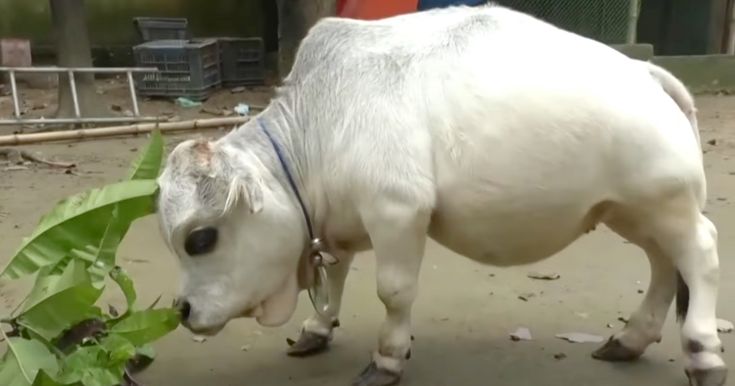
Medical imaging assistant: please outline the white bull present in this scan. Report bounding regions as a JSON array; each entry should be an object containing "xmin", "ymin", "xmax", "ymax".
[{"xmin": 156, "ymin": 4, "xmax": 726, "ymax": 386}]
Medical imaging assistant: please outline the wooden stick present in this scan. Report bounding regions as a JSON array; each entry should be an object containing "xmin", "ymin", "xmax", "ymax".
[{"xmin": 0, "ymin": 117, "xmax": 251, "ymax": 146}]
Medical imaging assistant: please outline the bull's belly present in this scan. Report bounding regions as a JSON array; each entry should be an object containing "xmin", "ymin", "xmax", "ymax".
[{"xmin": 427, "ymin": 186, "xmax": 609, "ymax": 266}]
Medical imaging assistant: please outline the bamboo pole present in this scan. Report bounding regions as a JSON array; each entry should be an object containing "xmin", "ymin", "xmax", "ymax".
[{"xmin": 0, "ymin": 117, "xmax": 250, "ymax": 146}]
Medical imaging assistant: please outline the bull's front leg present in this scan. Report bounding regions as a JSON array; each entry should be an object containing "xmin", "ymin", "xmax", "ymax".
[
  {"xmin": 354, "ymin": 201, "xmax": 430, "ymax": 386},
  {"xmin": 287, "ymin": 254, "xmax": 355, "ymax": 357}
]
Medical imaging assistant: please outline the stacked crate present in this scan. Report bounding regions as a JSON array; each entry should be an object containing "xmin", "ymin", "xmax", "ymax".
[
  {"xmin": 132, "ymin": 39, "xmax": 221, "ymax": 101},
  {"xmin": 217, "ymin": 37, "xmax": 265, "ymax": 87},
  {"xmin": 131, "ymin": 17, "xmax": 265, "ymax": 100}
]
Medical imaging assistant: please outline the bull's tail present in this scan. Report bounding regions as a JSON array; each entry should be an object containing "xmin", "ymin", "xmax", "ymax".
[
  {"xmin": 644, "ymin": 61, "xmax": 701, "ymax": 322},
  {"xmin": 644, "ymin": 61, "xmax": 701, "ymax": 148}
]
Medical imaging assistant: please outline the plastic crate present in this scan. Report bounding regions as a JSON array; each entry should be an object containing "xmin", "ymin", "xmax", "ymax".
[
  {"xmin": 132, "ymin": 39, "xmax": 221, "ymax": 100},
  {"xmin": 217, "ymin": 37, "xmax": 265, "ymax": 87},
  {"xmin": 133, "ymin": 17, "xmax": 190, "ymax": 42}
]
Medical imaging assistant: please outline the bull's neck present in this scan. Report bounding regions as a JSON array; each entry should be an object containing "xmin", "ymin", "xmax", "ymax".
[{"xmin": 224, "ymin": 101, "xmax": 322, "ymax": 236}]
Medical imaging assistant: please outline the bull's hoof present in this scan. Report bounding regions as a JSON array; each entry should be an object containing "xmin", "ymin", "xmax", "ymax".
[
  {"xmin": 286, "ymin": 331, "xmax": 330, "ymax": 357},
  {"xmin": 685, "ymin": 367, "xmax": 728, "ymax": 386},
  {"xmin": 352, "ymin": 362, "xmax": 401, "ymax": 386},
  {"xmin": 591, "ymin": 336, "xmax": 642, "ymax": 362}
]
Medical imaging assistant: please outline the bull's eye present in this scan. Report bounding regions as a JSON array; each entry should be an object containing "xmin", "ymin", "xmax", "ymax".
[{"xmin": 185, "ymin": 227, "xmax": 218, "ymax": 256}]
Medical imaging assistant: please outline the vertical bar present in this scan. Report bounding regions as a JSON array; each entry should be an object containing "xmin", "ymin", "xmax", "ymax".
[
  {"xmin": 9, "ymin": 70, "xmax": 21, "ymax": 118},
  {"xmin": 68, "ymin": 70, "xmax": 81, "ymax": 118},
  {"xmin": 729, "ymin": 0, "xmax": 735, "ymax": 54},
  {"xmin": 626, "ymin": 0, "xmax": 640, "ymax": 44},
  {"xmin": 126, "ymin": 71, "xmax": 140, "ymax": 116}
]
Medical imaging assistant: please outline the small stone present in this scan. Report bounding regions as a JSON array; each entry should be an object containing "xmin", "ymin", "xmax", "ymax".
[
  {"xmin": 192, "ymin": 336, "xmax": 207, "ymax": 343},
  {"xmin": 488, "ymin": 273, "xmax": 495, "ymax": 278},
  {"xmin": 527, "ymin": 272, "xmax": 561, "ymax": 281},
  {"xmin": 110, "ymin": 104, "xmax": 122, "ymax": 112},
  {"xmin": 669, "ymin": 358, "xmax": 676, "ymax": 362},
  {"xmin": 230, "ymin": 86, "xmax": 246, "ymax": 93},
  {"xmin": 200, "ymin": 107, "xmax": 221, "ymax": 116},
  {"xmin": 618, "ymin": 316, "xmax": 629, "ymax": 324},
  {"xmin": 31, "ymin": 102, "xmax": 48, "ymax": 110},
  {"xmin": 707, "ymin": 139, "xmax": 717, "ymax": 146},
  {"xmin": 637, "ymin": 289, "xmax": 644, "ymax": 294},
  {"xmin": 606, "ymin": 323, "xmax": 614, "ymax": 329},
  {"xmin": 510, "ymin": 327, "xmax": 532, "ymax": 341},
  {"xmin": 240, "ymin": 344, "xmax": 251, "ymax": 351},
  {"xmin": 553, "ymin": 353, "xmax": 567, "ymax": 360},
  {"xmin": 717, "ymin": 197, "xmax": 727, "ymax": 202}
]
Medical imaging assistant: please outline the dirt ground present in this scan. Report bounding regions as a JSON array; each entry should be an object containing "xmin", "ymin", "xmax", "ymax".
[{"xmin": 1, "ymin": 90, "xmax": 735, "ymax": 386}]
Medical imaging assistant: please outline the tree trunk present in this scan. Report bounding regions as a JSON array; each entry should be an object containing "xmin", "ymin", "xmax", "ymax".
[
  {"xmin": 50, "ymin": 0, "xmax": 106, "ymax": 122},
  {"xmin": 276, "ymin": 0, "xmax": 337, "ymax": 79}
]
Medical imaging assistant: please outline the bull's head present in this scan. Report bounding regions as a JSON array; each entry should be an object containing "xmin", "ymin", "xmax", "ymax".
[{"xmin": 156, "ymin": 135, "xmax": 308, "ymax": 335}]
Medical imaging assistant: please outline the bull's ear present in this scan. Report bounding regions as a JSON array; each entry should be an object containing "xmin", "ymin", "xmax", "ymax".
[{"xmin": 224, "ymin": 174, "xmax": 263, "ymax": 214}]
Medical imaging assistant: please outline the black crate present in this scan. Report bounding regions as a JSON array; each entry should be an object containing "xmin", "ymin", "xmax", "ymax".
[
  {"xmin": 217, "ymin": 37, "xmax": 265, "ymax": 87},
  {"xmin": 132, "ymin": 39, "xmax": 221, "ymax": 100},
  {"xmin": 133, "ymin": 17, "xmax": 190, "ymax": 42}
]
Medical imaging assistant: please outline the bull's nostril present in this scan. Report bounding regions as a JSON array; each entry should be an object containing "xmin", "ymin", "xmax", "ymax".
[{"xmin": 177, "ymin": 299, "xmax": 192, "ymax": 320}]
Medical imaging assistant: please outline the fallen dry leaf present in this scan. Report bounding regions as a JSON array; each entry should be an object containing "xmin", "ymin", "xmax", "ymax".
[
  {"xmin": 510, "ymin": 327, "xmax": 532, "ymax": 341},
  {"xmin": 555, "ymin": 332, "xmax": 604, "ymax": 344},
  {"xmin": 527, "ymin": 272, "xmax": 560, "ymax": 281},
  {"xmin": 717, "ymin": 318, "xmax": 734, "ymax": 333}
]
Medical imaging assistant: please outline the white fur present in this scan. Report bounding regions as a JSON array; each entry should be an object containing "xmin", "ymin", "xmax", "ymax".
[{"xmin": 157, "ymin": 4, "xmax": 725, "ymax": 383}]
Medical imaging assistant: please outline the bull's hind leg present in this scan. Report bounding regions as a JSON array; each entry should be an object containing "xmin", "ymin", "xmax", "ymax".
[
  {"xmin": 597, "ymin": 202, "xmax": 726, "ymax": 386},
  {"xmin": 593, "ymin": 216, "xmax": 678, "ymax": 361},
  {"xmin": 287, "ymin": 254, "xmax": 355, "ymax": 357}
]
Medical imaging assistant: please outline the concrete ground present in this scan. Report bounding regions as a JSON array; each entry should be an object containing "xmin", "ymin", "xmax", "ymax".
[{"xmin": 1, "ymin": 92, "xmax": 734, "ymax": 386}]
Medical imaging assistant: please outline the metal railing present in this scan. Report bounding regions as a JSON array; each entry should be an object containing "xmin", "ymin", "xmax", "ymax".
[{"xmin": 0, "ymin": 66, "xmax": 160, "ymax": 125}]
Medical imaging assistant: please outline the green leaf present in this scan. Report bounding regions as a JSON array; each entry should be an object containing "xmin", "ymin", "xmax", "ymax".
[
  {"xmin": 109, "ymin": 309, "xmax": 180, "ymax": 346},
  {"xmin": 17, "ymin": 260, "xmax": 104, "ymax": 341},
  {"xmin": 99, "ymin": 335, "xmax": 136, "ymax": 365},
  {"xmin": 0, "ymin": 337, "xmax": 59, "ymax": 386},
  {"xmin": 1, "ymin": 180, "xmax": 159, "ymax": 279},
  {"xmin": 136, "ymin": 344, "xmax": 155, "ymax": 361},
  {"xmin": 57, "ymin": 346, "xmax": 123, "ymax": 386},
  {"xmin": 86, "ymin": 220, "xmax": 125, "ymax": 283},
  {"xmin": 109, "ymin": 267, "xmax": 136, "ymax": 314},
  {"xmin": 31, "ymin": 370, "xmax": 64, "ymax": 386},
  {"xmin": 127, "ymin": 130, "xmax": 164, "ymax": 180}
]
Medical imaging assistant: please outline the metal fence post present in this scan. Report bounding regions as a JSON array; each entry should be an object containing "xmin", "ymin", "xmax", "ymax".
[{"xmin": 626, "ymin": 0, "xmax": 640, "ymax": 44}]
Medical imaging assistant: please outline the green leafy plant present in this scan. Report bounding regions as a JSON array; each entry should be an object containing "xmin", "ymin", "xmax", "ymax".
[{"xmin": 0, "ymin": 131, "xmax": 179, "ymax": 386}]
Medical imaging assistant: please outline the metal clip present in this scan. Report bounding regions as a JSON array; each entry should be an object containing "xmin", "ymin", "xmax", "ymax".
[{"xmin": 309, "ymin": 238, "xmax": 338, "ymax": 266}]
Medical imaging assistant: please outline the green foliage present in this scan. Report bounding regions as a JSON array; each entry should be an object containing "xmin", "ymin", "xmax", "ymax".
[{"xmin": 0, "ymin": 130, "xmax": 180, "ymax": 386}]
